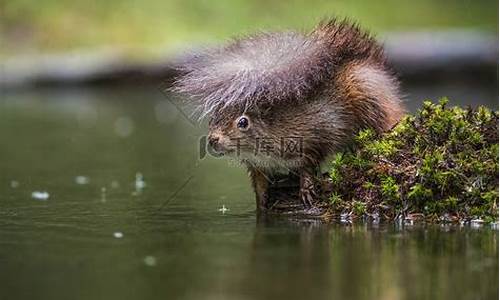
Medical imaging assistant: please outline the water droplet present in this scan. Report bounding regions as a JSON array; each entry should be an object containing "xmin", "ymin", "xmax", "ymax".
[
  {"xmin": 218, "ymin": 205, "xmax": 229, "ymax": 214},
  {"xmin": 75, "ymin": 176, "xmax": 90, "ymax": 185},
  {"xmin": 144, "ymin": 256, "xmax": 157, "ymax": 266},
  {"xmin": 31, "ymin": 191, "xmax": 49, "ymax": 200},
  {"xmin": 135, "ymin": 172, "xmax": 146, "ymax": 193}
]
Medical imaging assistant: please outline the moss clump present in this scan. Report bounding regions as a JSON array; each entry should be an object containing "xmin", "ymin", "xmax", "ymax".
[{"xmin": 328, "ymin": 99, "xmax": 498, "ymax": 223}]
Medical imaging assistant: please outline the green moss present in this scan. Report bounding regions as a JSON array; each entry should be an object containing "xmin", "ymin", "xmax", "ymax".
[
  {"xmin": 327, "ymin": 99, "xmax": 499, "ymax": 223},
  {"xmin": 407, "ymin": 184, "xmax": 433, "ymax": 203},
  {"xmin": 329, "ymin": 153, "xmax": 345, "ymax": 187},
  {"xmin": 380, "ymin": 176, "xmax": 400, "ymax": 202},
  {"xmin": 365, "ymin": 139, "xmax": 400, "ymax": 157},
  {"xmin": 352, "ymin": 201, "xmax": 367, "ymax": 216},
  {"xmin": 329, "ymin": 193, "xmax": 344, "ymax": 208}
]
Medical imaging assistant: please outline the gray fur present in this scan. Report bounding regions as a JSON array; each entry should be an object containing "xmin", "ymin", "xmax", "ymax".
[{"xmin": 171, "ymin": 31, "xmax": 334, "ymax": 117}]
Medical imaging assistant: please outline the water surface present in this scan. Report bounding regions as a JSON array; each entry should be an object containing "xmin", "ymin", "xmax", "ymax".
[{"xmin": 0, "ymin": 85, "xmax": 498, "ymax": 300}]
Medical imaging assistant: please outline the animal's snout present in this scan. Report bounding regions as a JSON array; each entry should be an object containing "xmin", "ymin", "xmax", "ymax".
[
  {"xmin": 207, "ymin": 131, "xmax": 232, "ymax": 155},
  {"xmin": 208, "ymin": 135, "xmax": 220, "ymax": 149}
]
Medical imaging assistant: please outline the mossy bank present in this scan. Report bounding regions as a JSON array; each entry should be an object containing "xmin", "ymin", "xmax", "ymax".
[{"xmin": 326, "ymin": 99, "xmax": 498, "ymax": 224}]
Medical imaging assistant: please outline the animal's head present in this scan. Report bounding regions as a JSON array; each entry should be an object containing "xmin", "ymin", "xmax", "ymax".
[{"xmin": 205, "ymin": 102, "xmax": 297, "ymax": 161}]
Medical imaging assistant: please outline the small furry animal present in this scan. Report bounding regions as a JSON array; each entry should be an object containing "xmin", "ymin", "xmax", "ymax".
[{"xmin": 172, "ymin": 18, "xmax": 404, "ymax": 211}]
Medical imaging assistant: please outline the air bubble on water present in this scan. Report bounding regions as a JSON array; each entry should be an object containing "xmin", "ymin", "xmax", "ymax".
[
  {"xmin": 32, "ymin": 191, "xmax": 49, "ymax": 200},
  {"xmin": 144, "ymin": 256, "xmax": 157, "ymax": 266},
  {"xmin": 10, "ymin": 180, "xmax": 19, "ymax": 188},
  {"xmin": 135, "ymin": 172, "xmax": 146, "ymax": 193},
  {"xmin": 75, "ymin": 176, "xmax": 90, "ymax": 185},
  {"xmin": 114, "ymin": 116, "xmax": 134, "ymax": 138},
  {"xmin": 113, "ymin": 232, "xmax": 123, "ymax": 238}
]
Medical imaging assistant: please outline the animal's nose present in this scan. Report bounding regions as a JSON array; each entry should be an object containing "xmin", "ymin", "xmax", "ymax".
[{"xmin": 208, "ymin": 135, "xmax": 220, "ymax": 149}]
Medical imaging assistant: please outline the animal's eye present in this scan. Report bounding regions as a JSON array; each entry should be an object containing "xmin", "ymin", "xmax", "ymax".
[{"xmin": 236, "ymin": 116, "xmax": 250, "ymax": 131}]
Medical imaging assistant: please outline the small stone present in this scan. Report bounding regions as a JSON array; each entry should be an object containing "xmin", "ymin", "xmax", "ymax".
[{"xmin": 471, "ymin": 219, "xmax": 485, "ymax": 228}]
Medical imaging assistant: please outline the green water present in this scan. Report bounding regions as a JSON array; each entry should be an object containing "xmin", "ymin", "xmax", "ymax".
[{"xmin": 0, "ymin": 86, "xmax": 498, "ymax": 300}]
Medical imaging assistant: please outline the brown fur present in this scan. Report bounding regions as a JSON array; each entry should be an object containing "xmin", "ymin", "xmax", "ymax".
[{"xmin": 171, "ymin": 18, "xmax": 405, "ymax": 211}]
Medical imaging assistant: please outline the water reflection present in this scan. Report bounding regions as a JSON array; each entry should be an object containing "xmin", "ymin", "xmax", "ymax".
[{"xmin": 229, "ymin": 218, "xmax": 497, "ymax": 300}]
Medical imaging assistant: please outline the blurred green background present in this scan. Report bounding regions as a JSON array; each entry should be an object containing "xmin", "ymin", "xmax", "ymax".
[{"xmin": 1, "ymin": 0, "xmax": 498, "ymax": 59}]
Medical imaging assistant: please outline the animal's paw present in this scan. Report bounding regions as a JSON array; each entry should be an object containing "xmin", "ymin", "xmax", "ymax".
[
  {"xmin": 256, "ymin": 191, "xmax": 270, "ymax": 211},
  {"xmin": 300, "ymin": 183, "xmax": 316, "ymax": 208}
]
